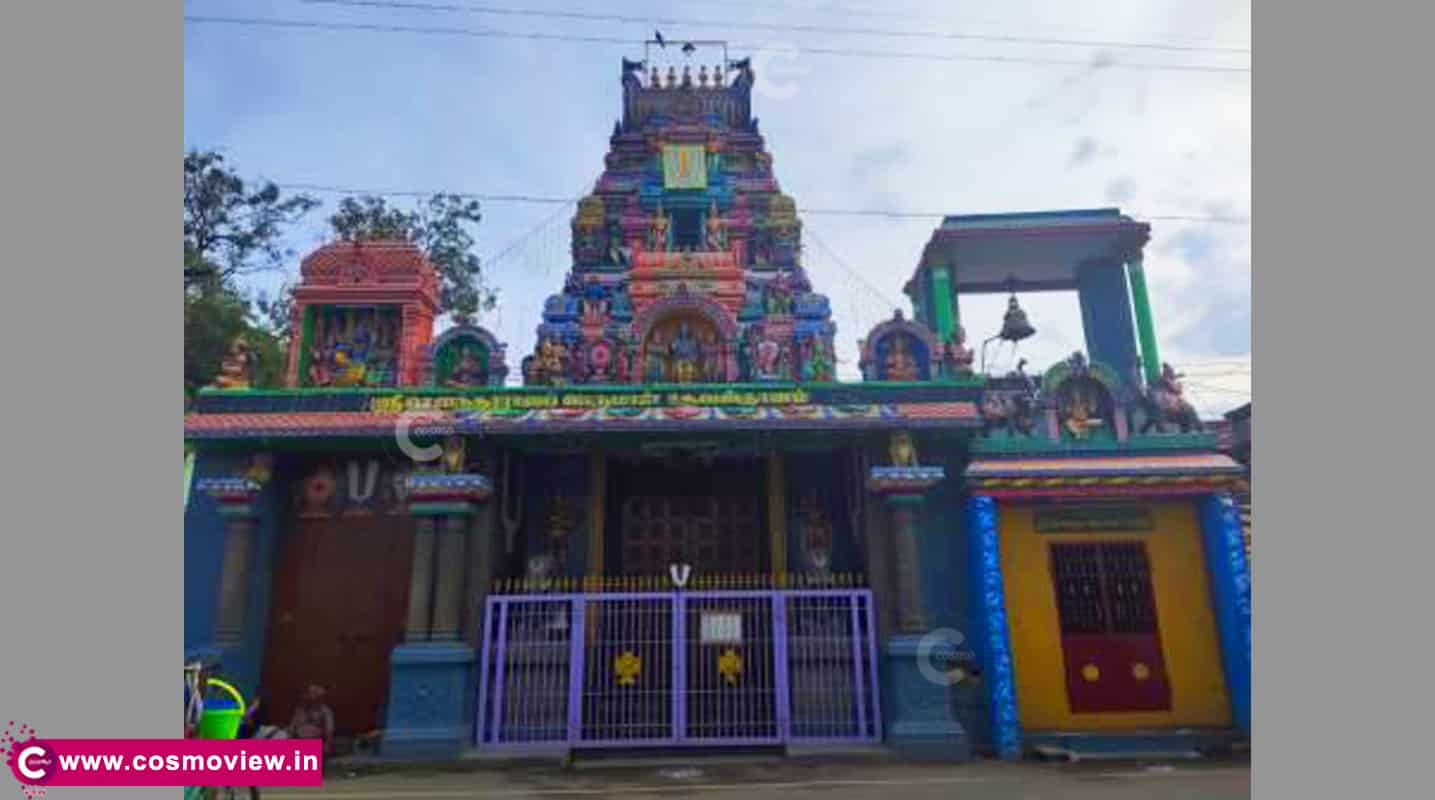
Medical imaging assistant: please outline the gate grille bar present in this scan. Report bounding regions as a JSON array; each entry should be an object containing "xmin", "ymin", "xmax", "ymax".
[{"xmin": 475, "ymin": 589, "xmax": 880, "ymax": 750}]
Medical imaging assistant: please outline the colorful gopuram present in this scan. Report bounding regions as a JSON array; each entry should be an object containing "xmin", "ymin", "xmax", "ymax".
[{"xmin": 184, "ymin": 47, "xmax": 1250, "ymax": 763}]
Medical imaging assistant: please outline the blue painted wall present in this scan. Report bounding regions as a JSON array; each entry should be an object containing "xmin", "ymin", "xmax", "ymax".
[{"xmin": 1077, "ymin": 261, "xmax": 1140, "ymax": 378}]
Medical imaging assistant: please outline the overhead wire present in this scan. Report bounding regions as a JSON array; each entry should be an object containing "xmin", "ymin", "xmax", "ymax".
[
  {"xmin": 273, "ymin": 181, "xmax": 1249, "ymax": 225},
  {"xmin": 183, "ymin": 15, "xmax": 1252, "ymax": 74},
  {"xmin": 298, "ymin": 0, "xmax": 1253, "ymax": 55}
]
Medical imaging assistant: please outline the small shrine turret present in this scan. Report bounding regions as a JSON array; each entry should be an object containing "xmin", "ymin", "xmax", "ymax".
[{"xmin": 284, "ymin": 240, "xmax": 440, "ymax": 388}]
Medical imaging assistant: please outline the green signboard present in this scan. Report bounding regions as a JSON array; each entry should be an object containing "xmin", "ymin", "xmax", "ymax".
[{"xmin": 370, "ymin": 388, "xmax": 811, "ymax": 414}]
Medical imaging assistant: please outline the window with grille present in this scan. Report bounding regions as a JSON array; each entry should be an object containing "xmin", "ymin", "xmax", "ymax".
[{"xmin": 1049, "ymin": 542, "xmax": 1158, "ymax": 636}]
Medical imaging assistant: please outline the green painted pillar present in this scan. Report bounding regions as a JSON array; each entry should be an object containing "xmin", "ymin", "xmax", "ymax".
[
  {"xmin": 929, "ymin": 265, "xmax": 957, "ymax": 340},
  {"xmin": 1127, "ymin": 255, "xmax": 1161, "ymax": 384}
]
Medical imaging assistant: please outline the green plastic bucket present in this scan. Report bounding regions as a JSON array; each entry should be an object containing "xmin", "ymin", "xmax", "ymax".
[{"xmin": 197, "ymin": 678, "xmax": 245, "ymax": 740}]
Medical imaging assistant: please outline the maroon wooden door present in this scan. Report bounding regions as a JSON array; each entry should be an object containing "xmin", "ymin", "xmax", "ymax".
[
  {"xmin": 1049, "ymin": 541, "xmax": 1172, "ymax": 713},
  {"xmin": 262, "ymin": 516, "xmax": 414, "ymax": 735}
]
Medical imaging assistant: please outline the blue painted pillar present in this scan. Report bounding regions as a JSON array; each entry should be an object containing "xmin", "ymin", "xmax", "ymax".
[
  {"xmin": 964, "ymin": 494, "xmax": 1022, "ymax": 760},
  {"xmin": 384, "ymin": 472, "xmax": 493, "ymax": 760},
  {"xmin": 1199, "ymin": 493, "xmax": 1252, "ymax": 737},
  {"xmin": 869, "ymin": 464, "xmax": 972, "ymax": 761},
  {"xmin": 1076, "ymin": 260, "xmax": 1140, "ymax": 374}
]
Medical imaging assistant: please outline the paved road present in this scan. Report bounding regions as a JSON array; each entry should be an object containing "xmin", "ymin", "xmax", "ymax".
[{"xmin": 265, "ymin": 757, "xmax": 1250, "ymax": 800}]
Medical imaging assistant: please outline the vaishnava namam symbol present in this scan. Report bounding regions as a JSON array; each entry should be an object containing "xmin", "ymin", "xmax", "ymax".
[
  {"xmin": 614, "ymin": 650, "xmax": 642, "ymax": 686},
  {"xmin": 717, "ymin": 647, "xmax": 743, "ymax": 685}
]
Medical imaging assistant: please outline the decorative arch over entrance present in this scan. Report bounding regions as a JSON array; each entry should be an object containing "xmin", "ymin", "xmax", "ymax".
[{"xmin": 631, "ymin": 288, "xmax": 739, "ymax": 383}]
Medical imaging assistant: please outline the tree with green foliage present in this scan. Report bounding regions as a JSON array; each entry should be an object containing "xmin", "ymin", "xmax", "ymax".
[
  {"xmin": 328, "ymin": 194, "xmax": 496, "ymax": 323},
  {"xmin": 183, "ymin": 150, "xmax": 318, "ymax": 397},
  {"xmin": 184, "ymin": 151, "xmax": 319, "ymax": 290}
]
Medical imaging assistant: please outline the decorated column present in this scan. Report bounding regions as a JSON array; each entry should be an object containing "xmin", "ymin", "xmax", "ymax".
[
  {"xmin": 867, "ymin": 432, "xmax": 971, "ymax": 760},
  {"xmin": 964, "ymin": 494, "xmax": 1022, "ymax": 760},
  {"xmin": 1126, "ymin": 254, "xmax": 1162, "ymax": 385},
  {"xmin": 1199, "ymin": 493, "xmax": 1252, "ymax": 737},
  {"xmin": 195, "ymin": 454, "xmax": 273, "ymax": 657},
  {"xmin": 383, "ymin": 438, "xmax": 493, "ymax": 759}
]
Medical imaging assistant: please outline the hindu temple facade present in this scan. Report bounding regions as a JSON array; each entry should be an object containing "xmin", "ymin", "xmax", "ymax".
[{"xmin": 184, "ymin": 51, "xmax": 1250, "ymax": 763}]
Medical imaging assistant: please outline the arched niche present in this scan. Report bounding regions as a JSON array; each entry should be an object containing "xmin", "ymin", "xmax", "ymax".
[
  {"xmin": 429, "ymin": 324, "xmax": 508, "ymax": 387},
  {"xmin": 1041, "ymin": 353, "xmax": 1122, "ymax": 440},
  {"xmin": 631, "ymin": 288, "xmax": 739, "ymax": 384},
  {"xmin": 859, "ymin": 313, "xmax": 938, "ymax": 382}
]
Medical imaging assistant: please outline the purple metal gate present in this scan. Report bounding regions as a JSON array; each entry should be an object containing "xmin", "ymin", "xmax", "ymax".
[{"xmin": 475, "ymin": 589, "xmax": 880, "ymax": 750}]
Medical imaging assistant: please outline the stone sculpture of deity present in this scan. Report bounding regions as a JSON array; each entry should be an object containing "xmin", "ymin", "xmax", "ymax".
[
  {"xmin": 756, "ymin": 336, "xmax": 781, "ymax": 379},
  {"xmin": 445, "ymin": 345, "xmax": 486, "ymax": 387},
  {"xmin": 704, "ymin": 200, "xmax": 727, "ymax": 251},
  {"xmin": 668, "ymin": 321, "xmax": 702, "ymax": 383},
  {"xmin": 884, "ymin": 335, "xmax": 920, "ymax": 381},
  {"xmin": 648, "ymin": 204, "xmax": 670, "ymax": 250}
]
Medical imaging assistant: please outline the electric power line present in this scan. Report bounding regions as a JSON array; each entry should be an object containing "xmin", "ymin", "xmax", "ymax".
[
  {"xmin": 670, "ymin": 0, "xmax": 1249, "ymax": 47},
  {"xmin": 274, "ymin": 181, "xmax": 1250, "ymax": 225},
  {"xmin": 300, "ymin": 0, "xmax": 1252, "ymax": 55},
  {"xmin": 183, "ymin": 15, "xmax": 1252, "ymax": 74}
]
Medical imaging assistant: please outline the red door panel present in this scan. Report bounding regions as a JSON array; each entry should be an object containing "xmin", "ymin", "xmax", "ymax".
[{"xmin": 1050, "ymin": 541, "xmax": 1172, "ymax": 714}]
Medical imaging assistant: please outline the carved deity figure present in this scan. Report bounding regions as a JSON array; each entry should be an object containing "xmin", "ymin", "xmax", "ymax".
[
  {"xmin": 801, "ymin": 337, "xmax": 834, "ymax": 382},
  {"xmin": 644, "ymin": 332, "xmax": 668, "ymax": 382},
  {"xmin": 756, "ymin": 336, "xmax": 781, "ymax": 378},
  {"xmin": 581, "ymin": 283, "xmax": 609, "ymax": 324},
  {"xmin": 537, "ymin": 337, "xmax": 568, "ymax": 385},
  {"xmin": 883, "ymin": 335, "xmax": 921, "ymax": 381},
  {"xmin": 607, "ymin": 222, "xmax": 630, "ymax": 266},
  {"xmin": 700, "ymin": 330, "xmax": 721, "ymax": 382},
  {"xmin": 213, "ymin": 336, "xmax": 254, "ymax": 389},
  {"xmin": 648, "ymin": 204, "xmax": 670, "ymax": 250},
  {"xmin": 765, "ymin": 271, "xmax": 793, "ymax": 315},
  {"xmin": 588, "ymin": 340, "xmax": 613, "ymax": 382},
  {"xmin": 331, "ymin": 325, "xmax": 372, "ymax": 387},
  {"xmin": 445, "ymin": 346, "xmax": 486, "ymax": 387},
  {"xmin": 668, "ymin": 321, "xmax": 702, "ymax": 383},
  {"xmin": 888, "ymin": 431, "xmax": 919, "ymax": 468},
  {"xmin": 943, "ymin": 326, "xmax": 975, "ymax": 375},
  {"xmin": 441, "ymin": 435, "xmax": 466, "ymax": 474},
  {"xmin": 1063, "ymin": 386, "xmax": 1104, "ymax": 439},
  {"xmin": 1139, "ymin": 361, "xmax": 1203, "ymax": 433},
  {"xmin": 704, "ymin": 200, "xmax": 727, "ymax": 251}
]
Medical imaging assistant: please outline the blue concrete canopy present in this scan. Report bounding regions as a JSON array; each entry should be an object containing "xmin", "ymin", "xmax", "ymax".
[{"xmin": 909, "ymin": 208, "xmax": 1151, "ymax": 295}]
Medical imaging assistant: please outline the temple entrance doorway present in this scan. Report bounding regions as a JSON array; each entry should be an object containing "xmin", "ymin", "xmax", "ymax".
[
  {"xmin": 262, "ymin": 466, "xmax": 416, "ymax": 738},
  {"xmin": 606, "ymin": 453, "xmax": 768, "ymax": 578}
]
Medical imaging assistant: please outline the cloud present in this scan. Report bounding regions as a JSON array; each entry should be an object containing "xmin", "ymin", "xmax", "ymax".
[
  {"xmin": 1069, "ymin": 136, "xmax": 1099, "ymax": 167},
  {"xmin": 848, "ymin": 143, "xmax": 910, "ymax": 185},
  {"xmin": 1105, "ymin": 177, "xmax": 1138, "ymax": 203},
  {"xmin": 1162, "ymin": 227, "xmax": 1223, "ymax": 266},
  {"xmin": 1169, "ymin": 289, "xmax": 1251, "ymax": 356}
]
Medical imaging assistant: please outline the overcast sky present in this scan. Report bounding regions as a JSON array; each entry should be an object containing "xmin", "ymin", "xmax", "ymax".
[{"xmin": 184, "ymin": 0, "xmax": 1251, "ymax": 416}]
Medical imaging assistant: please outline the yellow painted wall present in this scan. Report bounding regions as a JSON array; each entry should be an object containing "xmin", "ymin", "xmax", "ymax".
[{"xmin": 1001, "ymin": 501, "xmax": 1232, "ymax": 731}]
